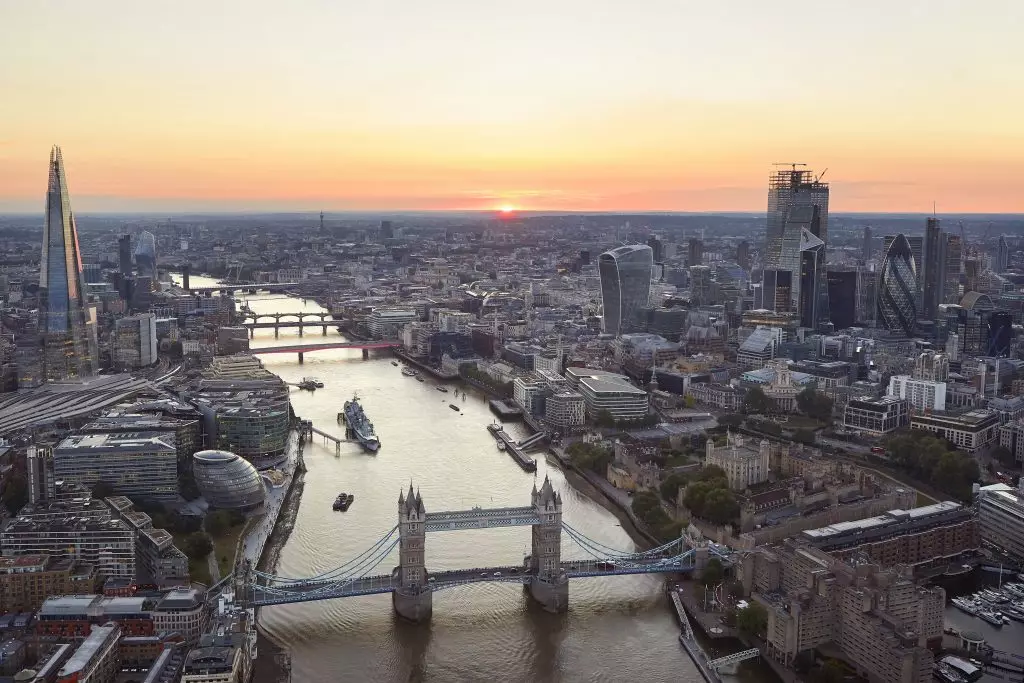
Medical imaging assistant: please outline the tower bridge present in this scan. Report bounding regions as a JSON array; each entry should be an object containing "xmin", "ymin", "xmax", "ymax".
[{"xmin": 231, "ymin": 478, "xmax": 732, "ymax": 621}]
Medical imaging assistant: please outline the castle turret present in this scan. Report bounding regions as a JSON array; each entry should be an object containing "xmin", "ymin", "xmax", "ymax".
[
  {"xmin": 394, "ymin": 484, "xmax": 431, "ymax": 622},
  {"xmin": 528, "ymin": 475, "xmax": 568, "ymax": 612}
]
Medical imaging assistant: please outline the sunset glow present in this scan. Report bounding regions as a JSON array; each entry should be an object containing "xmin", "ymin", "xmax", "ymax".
[{"xmin": 2, "ymin": 1, "xmax": 1023, "ymax": 213}]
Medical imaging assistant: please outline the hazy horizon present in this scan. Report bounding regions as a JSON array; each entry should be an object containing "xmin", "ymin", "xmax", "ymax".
[{"xmin": 4, "ymin": 1, "xmax": 1023, "ymax": 213}]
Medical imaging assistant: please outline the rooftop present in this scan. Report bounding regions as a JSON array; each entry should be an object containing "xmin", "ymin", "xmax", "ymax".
[
  {"xmin": 565, "ymin": 367, "xmax": 647, "ymax": 396},
  {"xmin": 56, "ymin": 431, "xmax": 176, "ymax": 454}
]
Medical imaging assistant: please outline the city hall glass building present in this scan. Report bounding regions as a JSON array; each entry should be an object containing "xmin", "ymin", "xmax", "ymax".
[{"xmin": 192, "ymin": 450, "xmax": 266, "ymax": 511}]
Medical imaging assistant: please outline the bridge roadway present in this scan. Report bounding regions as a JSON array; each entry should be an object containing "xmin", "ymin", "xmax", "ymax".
[
  {"xmin": 248, "ymin": 557, "xmax": 698, "ymax": 606},
  {"xmin": 251, "ymin": 341, "xmax": 401, "ymax": 354}
]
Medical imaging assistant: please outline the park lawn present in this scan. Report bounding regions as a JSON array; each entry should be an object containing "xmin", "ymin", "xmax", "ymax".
[{"xmin": 783, "ymin": 415, "xmax": 826, "ymax": 431}]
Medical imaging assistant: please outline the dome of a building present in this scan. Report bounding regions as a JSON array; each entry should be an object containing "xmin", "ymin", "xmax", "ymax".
[{"xmin": 192, "ymin": 450, "xmax": 266, "ymax": 510}]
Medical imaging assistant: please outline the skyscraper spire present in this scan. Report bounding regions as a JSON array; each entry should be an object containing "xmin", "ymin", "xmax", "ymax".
[{"xmin": 38, "ymin": 146, "xmax": 98, "ymax": 383}]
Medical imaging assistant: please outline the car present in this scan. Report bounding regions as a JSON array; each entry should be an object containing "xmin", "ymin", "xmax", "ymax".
[
  {"xmin": 428, "ymin": 576, "xmax": 435, "ymax": 583},
  {"xmin": 493, "ymin": 571, "xmax": 502, "ymax": 577},
  {"xmin": 480, "ymin": 572, "xmax": 488, "ymax": 577}
]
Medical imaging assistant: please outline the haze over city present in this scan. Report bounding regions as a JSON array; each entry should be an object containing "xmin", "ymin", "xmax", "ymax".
[{"xmin": 4, "ymin": 0, "xmax": 1023, "ymax": 213}]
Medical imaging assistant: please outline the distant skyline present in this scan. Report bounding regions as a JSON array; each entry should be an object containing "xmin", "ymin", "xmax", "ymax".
[{"xmin": 3, "ymin": 1, "xmax": 1023, "ymax": 213}]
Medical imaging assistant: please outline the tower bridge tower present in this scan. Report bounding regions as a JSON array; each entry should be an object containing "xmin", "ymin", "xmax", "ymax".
[
  {"xmin": 528, "ymin": 476, "xmax": 568, "ymax": 612},
  {"xmin": 394, "ymin": 485, "xmax": 431, "ymax": 621}
]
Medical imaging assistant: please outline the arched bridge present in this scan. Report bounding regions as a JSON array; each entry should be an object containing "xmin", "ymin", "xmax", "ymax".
[{"xmin": 229, "ymin": 478, "xmax": 732, "ymax": 620}]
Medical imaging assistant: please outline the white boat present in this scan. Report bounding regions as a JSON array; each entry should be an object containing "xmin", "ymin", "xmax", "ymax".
[
  {"xmin": 497, "ymin": 441, "xmax": 506, "ymax": 451},
  {"xmin": 401, "ymin": 367, "xmax": 416, "ymax": 377},
  {"xmin": 977, "ymin": 609, "xmax": 1003, "ymax": 627}
]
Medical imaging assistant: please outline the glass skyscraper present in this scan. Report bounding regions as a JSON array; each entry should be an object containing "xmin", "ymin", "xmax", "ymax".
[
  {"xmin": 38, "ymin": 146, "xmax": 98, "ymax": 382},
  {"xmin": 878, "ymin": 234, "xmax": 918, "ymax": 337},
  {"xmin": 764, "ymin": 165, "xmax": 830, "ymax": 326},
  {"xmin": 134, "ymin": 230, "xmax": 158, "ymax": 282},
  {"xmin": 598, "ymin": 245, "xmax": 653, "ymax": 336}
]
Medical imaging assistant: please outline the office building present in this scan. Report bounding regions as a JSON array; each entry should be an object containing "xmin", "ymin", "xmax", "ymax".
[
  {"xmin": 856, "ymin": 269, "xmax": 878, "ymax": 326},
  {"xmin": 0, "ymin": 555, "xmax": 97, "ymax": 614},
  {"xmin": 704, "ymin": 432, "xmax": 770, "ymax": 491},
  {"xmin": 545, "ymin": 390, "xmax": 586, "ymax": 430},
  {"xmin": 843, "ymin": 396, "xmax": 909, "ymax": 436},
  {"xmin": 563, "ymin": 367, "xmax": 649, "ymax": 422},
  {"xmin": 367, "ymin": 308, "xmax": 417, "ymax": 337},
  {"xmin": 976, "ymin": 482, "xmax": 1024, "ymax": 563},
  {"xmin": 826, "ymin": 270, "xmax": 857, "ymax": 330},
  {"xmin": 887, "ymin": 375, "xmax": 946, "ymax": 412},
  {"xmin": 113, "ymin": 312, "xmax": 158, "ymax": 369},
  {"xmin": 134, "ymin": 230, "xmax": 158, "ymax": 283},
  {"xmin": 38, "ymin": 146, "xmax": 99, "ymax": 382},
  {"xmin": 997, "ymin": 235, "xmax": 1009, "ymax": 273},
  {"xmin": 53, "ymin": 431, "xmax": 179, "ymax": 500},
  {"xmin": 921, "ymin": 217, "xmax": 945, "ymax": 320},
  {"xmin": 1, "ymin": 516, "xmax": 135, "ymax": 578},
  {"xmin": 152, "ymin": 588, "xmax": 209, "ymax": 645},
  {"xmin": 192, "ymin": 450, "xmax": 266, "ymax": 511},
  {"xmin": 877, "ymin": 234, "xmax": 918, "ymax": 336},
  {"xmin": 998, "ymin": 421, "xmax": 1024, "ymax": 465},
  {"xmin": 56, "ymin": 622, "xmax": 121, "ymax": 683},
  {"xmin": 646, "ymin": 235, "xmax": 663, "ymax": 262},
  {"xmin": 118, "ymin": 233, "xmax": 133, "ymax": 275},
  {"xmin": 687, "ymin": 238, "xmax": 703, "ymax": 266},
  {"xmin": 598, "ymin": 245, "xmax": 653, "ymax": 336},
  {"xmin": 862, "ymin": 225, "xmax": 872, "ymax": 262},
  {"xmin": 759, "ymin": 269, "xmax": 793, "ymax": 313},
  {"xmin": 689, "ymin": 265, "xmax": 713, "ymax": 306},
  {"xmin": 910, "ymin": 409, "xmax": 999, "ymax": 452},
  {"xmin": 736, "ymin": 326, "xmax": 781, "ymax": 369},
  {"xmin": 36, "ymin": 595, "xmax": 153, "ymax": 638},
  {"xmin": 764, "ymin": 165, "xmax": 829, "ymax": 319},
  {"xmin": 736, "ymin": 240, "xmax": 751, "ymax": 270},
  {"xmin": 796, "ymin": 224, "xmax": 827, "ymax": 328},
  {"xmin": 944, "ymin": 233, "xmax": 963, "ymax": 303},
  {"xmin": 800, "ymin": 501, "xmax": 979, "ymax": 577}
]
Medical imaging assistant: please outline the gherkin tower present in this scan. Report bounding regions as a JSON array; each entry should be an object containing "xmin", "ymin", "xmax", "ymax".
[{"xmin": 38, "ymin": 146, "xmax": 98, "ymax": 382}]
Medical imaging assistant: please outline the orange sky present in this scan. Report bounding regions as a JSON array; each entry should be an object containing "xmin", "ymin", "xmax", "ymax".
[{"xmin": 3, "ymin": 1, "xmax": 1023, "ymax": 213}]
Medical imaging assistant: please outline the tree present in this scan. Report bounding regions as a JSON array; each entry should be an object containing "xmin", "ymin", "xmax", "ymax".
[
  {"xmin": 702, "ymin": 488, "xmax": 739, "ymax": 525},
  {"xmin": 735, "ymin": 601, "xmax": 768, "ymax": 637},
  {"xmin": 683, "ymin": 394, "xmax": 697, "ymax": 408},
  {"xmin": 792, "ymin": 428, "xmax": 817, "ymax": 445},
  {"xmin": 717, "ymin": 413, "xmax": 744, "ymax": 429},
  {"xmin": 91, "ymin": 481, "xmax": 115, "ymax": 499},
  {"xmin": 742, "ymin": 386, "xmax": 776, "ymax": 415},
  {"xmin": 813, "ymin": 659, "xmax": 846, "ymax": 683},
  {"xmin": 184, "ymin": 532, "xmax": 213, "ymax": 559},
  {"xmin": 700, "ymin": 557, "xmax": 724, "ymax": 588},
  {"xmin": 205, "ymin": 510, "xmax": 230, "ymax": 536},
  {"xmin": 594, "ymin": 409, "xmax": 616, "ymax": 428},
  {"xmin": 660, "ymin": 473, "xmax": 690, "ymax": 502},
  {"xmin": 796, "ymin": 387, "xmax": 834, "ymax": 422},
  {"xmin": 1, "ymin": 474, "xmax": 28, "ymax": 516}
]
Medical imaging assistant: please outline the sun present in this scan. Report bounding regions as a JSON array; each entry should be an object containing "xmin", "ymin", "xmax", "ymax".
[{"xmin": 499, "ymin": 204, "xmax": 516, "ymax": 214}]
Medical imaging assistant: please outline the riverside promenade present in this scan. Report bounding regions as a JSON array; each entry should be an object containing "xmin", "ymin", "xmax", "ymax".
[{"xmin": 240, "ymin": 430, "xmax": 303, "ymax": 569}]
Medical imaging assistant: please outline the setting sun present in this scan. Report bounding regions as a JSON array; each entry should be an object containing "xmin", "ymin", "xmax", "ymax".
[{"xmin": 499, "ymin": 205, "xmax": 516, "ymax": 214}]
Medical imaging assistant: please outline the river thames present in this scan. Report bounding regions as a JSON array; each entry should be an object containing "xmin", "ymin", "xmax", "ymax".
[{"xmin": 177, "ymin": 277, "xmax": 773, "ymax": 683}]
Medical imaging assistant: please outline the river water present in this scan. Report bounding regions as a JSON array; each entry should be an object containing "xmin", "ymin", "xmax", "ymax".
[{"xmin": 179, "ymin": 277, "xmax": 770, "ymax": 683}]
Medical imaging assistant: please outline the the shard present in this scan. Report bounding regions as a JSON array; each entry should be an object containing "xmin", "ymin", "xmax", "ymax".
[{"xmin": 38, "ymin": 145, "xmax": 98, "ymax": 382}]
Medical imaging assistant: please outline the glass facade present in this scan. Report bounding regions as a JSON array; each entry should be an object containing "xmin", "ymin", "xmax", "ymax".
[
  {"xmin": 878, "ymin": 234, "xmax": 918, "ymax": 336},
  {"xmin": 192, "ymin": 450, "xmax": 266, "ymax": 510},
  {"xmin": 134, "ymin": 230, "xmax": 158, "ymax": 281},
  {"xmin": 39, "ymin": 146, "xmax": 97, "ymax": 381},
  {"xmin": 598, "ymin": 245, "xmax": 653, "ymax": 336}
]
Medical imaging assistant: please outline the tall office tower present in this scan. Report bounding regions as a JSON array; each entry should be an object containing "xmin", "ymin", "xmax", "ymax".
[
  {"xmin": 921, "ymin": 218, "xmax": 945, "ymax": 321},
  {"xmin": 884, "ymin": 234, "xmax": 923, "ymax": 310},
  {"xmin": 579, "ymin": 249, "xmax": 591, "ymax": 266},
  {"xmin": 964, "ymin": 259, "xmax": 981, "ymax": 294},
  {"xmin": 797, "ymin": 226, "xmax": 827, "ymax": 328},
  {"xmin": 997, "ymin": 235, "xmax": 1009, "ymax": 273},
  {"xmin": 857, "ymin": 269, "xmax": 878, "ymax": 326},
  {"xmin": 380, "ymin": 220, "xmax": 394, "ymax": 240},
  {"xmin": 687, "ymin": 238, "xmax": 703, "ymax": 266},
  {"xmin": 736, "ymin": 240, "xmax": 751, "ymax": 271},
  {"xmin": 764, "ymin": 165, "xmax": 830, "ymax": 322},
  {"xmin": 913, "ymin": 350, "xmax": 949, "ymax": 382},
  {"xmin": 647, "ymin": 236, "xmax": 664, "ymax": 262},
  {"xmin": 598, "ymin": 245, "xmax": 653, "ymax": 336},
  {"xmin": 134, "ymin": 230, "xmax": 158, "ymax": 285},
  {"xmin": 117, "ymin": 234, "xmax": 132, "ymax": 276},
  {"xmin": 862, "ymin": 226, "xmax": 873, "ymax": 263},
  {"xmin": 689, "ymin": 265, "xmax": 713, "ymax": 306},
  {"xmin": 943, "ymin": 233, "xmax": 963, "ymax": 303},
  {"xmin": 826, "ymin": 270, "xmax": 858, "ymax": 330},
  {"xmin": 38, "ymin": 146, "xmax": 98, "ymax": 382},
  {"xmin": 877, "ymin": 234, "xmax": 918, "ymax": 337},
  {"xmin": 760, "ymin": 269, "xmax": 793, "ymax": 312}
]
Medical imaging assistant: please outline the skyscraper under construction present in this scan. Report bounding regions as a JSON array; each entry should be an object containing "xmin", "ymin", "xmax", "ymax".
[
  {"xmin": 763, "ymin": 164, "xmax": 830, "ymax": 328},
  {"xmin": 37, "ymin": 146, "xmax": 98, "ymax": 383}
]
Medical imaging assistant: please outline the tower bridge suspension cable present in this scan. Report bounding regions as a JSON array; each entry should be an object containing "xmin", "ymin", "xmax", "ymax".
[{"xmin": 253, "ymin": 525, "xmax": 399, "ymax": 583}]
